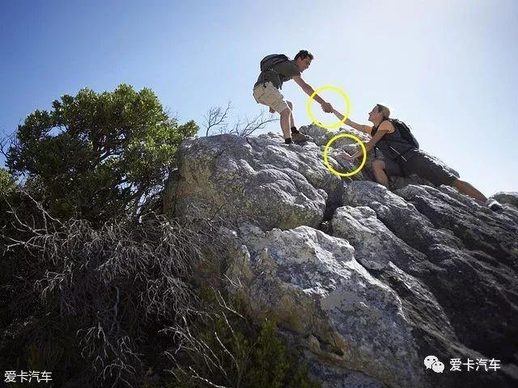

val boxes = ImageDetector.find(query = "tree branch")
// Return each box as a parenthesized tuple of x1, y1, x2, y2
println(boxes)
(229, 111, 277, 137)
(204, 101, 232, 137)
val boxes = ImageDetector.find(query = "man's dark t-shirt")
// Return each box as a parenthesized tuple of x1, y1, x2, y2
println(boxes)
(254, 60, 301, 89)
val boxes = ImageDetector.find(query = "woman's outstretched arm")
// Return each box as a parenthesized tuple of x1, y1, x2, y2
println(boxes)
(333, 110, 373, 135)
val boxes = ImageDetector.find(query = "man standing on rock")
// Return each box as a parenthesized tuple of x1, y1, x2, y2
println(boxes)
(253, 50, 334, 144)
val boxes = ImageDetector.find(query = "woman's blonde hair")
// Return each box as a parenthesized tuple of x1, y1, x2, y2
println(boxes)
(376, 104, 391, 120)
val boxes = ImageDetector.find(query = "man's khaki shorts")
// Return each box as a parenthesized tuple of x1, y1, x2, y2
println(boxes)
(253, 82, 289, 114)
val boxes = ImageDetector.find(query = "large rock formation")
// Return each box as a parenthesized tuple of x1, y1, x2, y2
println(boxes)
(165, 126, 518, 388)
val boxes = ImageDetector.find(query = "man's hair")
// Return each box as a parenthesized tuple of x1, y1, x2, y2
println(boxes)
(294, 50, 314, 61)
(376, 104, 391, 119)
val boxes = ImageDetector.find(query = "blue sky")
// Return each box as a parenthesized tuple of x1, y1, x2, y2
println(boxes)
(1, 0, 517, 195)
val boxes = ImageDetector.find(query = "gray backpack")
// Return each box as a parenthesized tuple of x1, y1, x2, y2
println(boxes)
(260, 54, 289, 72)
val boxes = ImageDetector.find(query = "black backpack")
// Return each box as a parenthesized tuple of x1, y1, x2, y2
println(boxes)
(260, 54, 289, 72)
(389, 119, 419, 149)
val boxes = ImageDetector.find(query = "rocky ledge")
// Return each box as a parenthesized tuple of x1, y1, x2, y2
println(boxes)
(164, 126, 518, 388)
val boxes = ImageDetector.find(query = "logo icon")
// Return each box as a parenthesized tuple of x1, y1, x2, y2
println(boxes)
(424, 355, 445, 373)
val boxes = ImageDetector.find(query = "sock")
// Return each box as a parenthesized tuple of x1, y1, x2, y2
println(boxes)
(291, 127, 299, 134)
(285, 138, 293, 144)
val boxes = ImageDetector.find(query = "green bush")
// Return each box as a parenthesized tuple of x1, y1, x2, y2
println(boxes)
(6, 84, 197, 226)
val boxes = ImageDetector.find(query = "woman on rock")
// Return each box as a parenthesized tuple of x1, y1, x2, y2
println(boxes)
(333, 104, 502, 211)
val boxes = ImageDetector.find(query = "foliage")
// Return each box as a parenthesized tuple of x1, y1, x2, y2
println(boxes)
(0, 84, 319, 387)
(0, 167, 17, 195)
(0, 199, 213, 387)
(6, 84, 198, 226)
(165, 289, 321, 388)
(0, 194, 319, 387)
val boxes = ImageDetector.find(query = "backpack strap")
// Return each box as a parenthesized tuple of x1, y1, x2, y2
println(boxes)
(371, 119, 389, 157)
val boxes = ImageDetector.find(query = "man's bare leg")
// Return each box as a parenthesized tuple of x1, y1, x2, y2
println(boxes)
(452, 179, 487, 202)
(280, 107, 292, 140)
(287, 101, 295, 129)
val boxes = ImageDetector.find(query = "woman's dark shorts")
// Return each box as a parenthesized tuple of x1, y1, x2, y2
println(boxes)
(380, 150, 457, 186)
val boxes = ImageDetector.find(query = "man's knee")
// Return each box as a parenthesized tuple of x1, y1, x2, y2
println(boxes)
(286, 101, 293, 110)
(372, 159, 385, 171)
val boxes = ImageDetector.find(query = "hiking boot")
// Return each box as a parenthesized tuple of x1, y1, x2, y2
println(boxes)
(486, 199, 503, 212)
(292, 132, 311, 144)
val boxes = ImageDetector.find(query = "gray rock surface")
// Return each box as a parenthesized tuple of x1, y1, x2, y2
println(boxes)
(167, 127, 518, 388)
(492, 191, 518, 208)
(172, 131, 362, 229)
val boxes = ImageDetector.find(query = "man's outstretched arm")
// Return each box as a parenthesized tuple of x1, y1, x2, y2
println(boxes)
(292, 76, 333, 112)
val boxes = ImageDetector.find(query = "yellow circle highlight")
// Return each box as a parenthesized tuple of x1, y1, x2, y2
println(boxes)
(306, 85, 351, 130)
(323, 133, 367, 177)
